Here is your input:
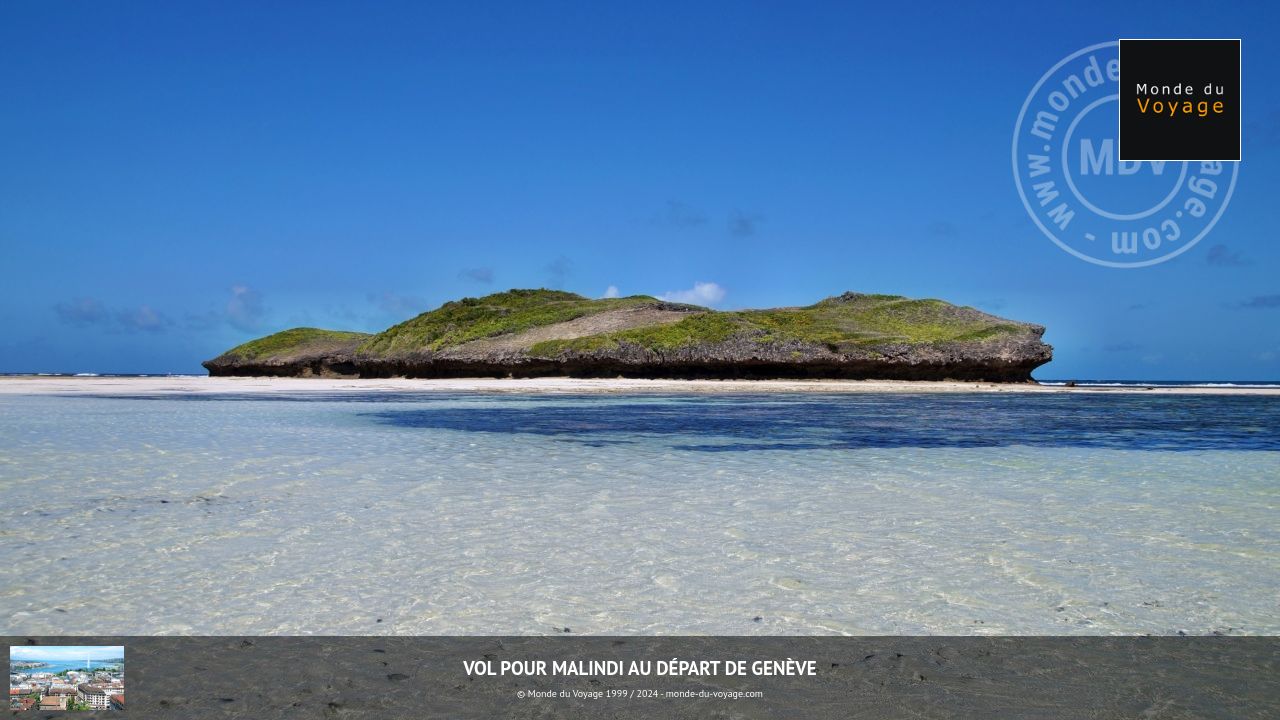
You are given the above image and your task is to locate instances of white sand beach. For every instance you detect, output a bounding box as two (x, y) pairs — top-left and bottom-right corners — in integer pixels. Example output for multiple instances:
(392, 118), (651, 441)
(1, 375), (1277, 396)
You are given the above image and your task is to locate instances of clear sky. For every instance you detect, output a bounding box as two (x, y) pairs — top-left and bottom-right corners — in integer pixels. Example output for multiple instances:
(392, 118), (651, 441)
(2, 1), (1276, 379)
(10, 646), (124, 662)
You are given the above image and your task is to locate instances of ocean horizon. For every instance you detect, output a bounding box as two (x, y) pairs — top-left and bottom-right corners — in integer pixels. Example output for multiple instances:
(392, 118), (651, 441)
(9, 659), (122, 674)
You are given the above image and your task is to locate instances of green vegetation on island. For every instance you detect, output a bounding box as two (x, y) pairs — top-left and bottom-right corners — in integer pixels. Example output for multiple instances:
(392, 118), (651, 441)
(204, 288), (1052, 382)
(216, 328), (372, 362)
(529, 293), (1026, 356)
(357, 289), (687, 355)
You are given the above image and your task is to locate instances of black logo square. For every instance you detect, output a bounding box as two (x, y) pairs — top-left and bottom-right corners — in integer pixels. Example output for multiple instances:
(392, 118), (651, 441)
(1119, 39), (1240, 161)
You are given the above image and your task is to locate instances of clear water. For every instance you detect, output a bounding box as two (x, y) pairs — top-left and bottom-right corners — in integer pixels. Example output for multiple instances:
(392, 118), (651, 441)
(8, 658), (121, 674)
(1, 392), (1277, 636)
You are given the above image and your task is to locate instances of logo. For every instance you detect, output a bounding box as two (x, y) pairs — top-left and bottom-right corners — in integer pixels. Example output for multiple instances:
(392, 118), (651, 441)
(1012, 42), (1238, 268)
(1119, 39), (1240, 161)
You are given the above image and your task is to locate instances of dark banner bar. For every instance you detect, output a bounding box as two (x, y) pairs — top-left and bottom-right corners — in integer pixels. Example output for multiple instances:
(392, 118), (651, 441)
(6, 636), (1278, 718)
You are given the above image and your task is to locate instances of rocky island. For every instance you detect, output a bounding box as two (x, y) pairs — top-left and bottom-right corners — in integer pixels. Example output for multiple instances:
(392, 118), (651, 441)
(203, 289), (1052, 382)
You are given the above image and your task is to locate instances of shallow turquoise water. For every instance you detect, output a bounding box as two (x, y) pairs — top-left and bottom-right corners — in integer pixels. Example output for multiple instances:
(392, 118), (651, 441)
(1, 392), (1277, 635)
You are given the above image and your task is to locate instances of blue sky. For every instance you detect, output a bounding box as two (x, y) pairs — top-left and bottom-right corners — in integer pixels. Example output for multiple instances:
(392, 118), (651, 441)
(1, 1), (1277, 379)
(10, 646), (123, 662)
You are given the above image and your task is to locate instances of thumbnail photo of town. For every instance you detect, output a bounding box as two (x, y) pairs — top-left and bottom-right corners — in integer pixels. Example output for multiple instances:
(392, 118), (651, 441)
(9, 646), (123, 712)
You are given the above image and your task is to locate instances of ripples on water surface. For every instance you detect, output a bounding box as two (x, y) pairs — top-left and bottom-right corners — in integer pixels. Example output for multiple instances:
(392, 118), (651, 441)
(1, 392), (1277, 635)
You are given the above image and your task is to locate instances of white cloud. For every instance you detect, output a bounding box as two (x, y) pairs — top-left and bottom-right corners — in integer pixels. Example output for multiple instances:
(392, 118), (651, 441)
(659, 281), (725, 306)
(10, 646), (123, 662)
(602, 285), (621, 299)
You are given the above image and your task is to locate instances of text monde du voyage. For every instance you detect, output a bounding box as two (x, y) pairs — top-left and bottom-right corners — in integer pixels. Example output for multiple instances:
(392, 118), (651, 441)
(1135, 82), (1228, 118)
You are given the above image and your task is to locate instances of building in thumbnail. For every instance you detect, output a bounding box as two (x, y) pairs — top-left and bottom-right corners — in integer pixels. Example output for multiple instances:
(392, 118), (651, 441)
(77, 683), (111, 709)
